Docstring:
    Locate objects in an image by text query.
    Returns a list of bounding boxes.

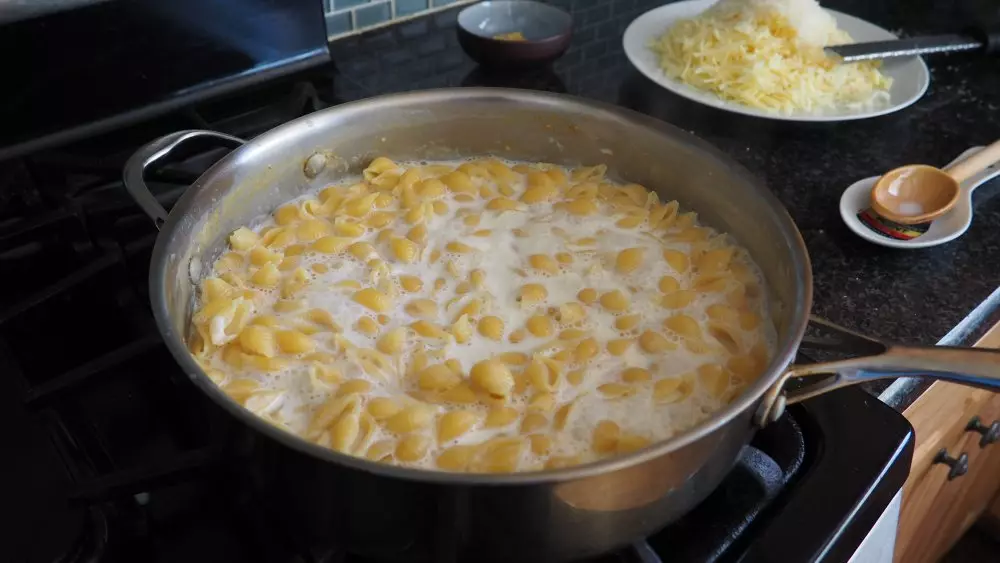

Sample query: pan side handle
[123,130,245,228]
[755,316,1000,426]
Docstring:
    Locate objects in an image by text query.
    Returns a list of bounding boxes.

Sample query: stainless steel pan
[123,88,1000,562]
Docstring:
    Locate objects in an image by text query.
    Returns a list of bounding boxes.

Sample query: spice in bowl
[493,31,527,41]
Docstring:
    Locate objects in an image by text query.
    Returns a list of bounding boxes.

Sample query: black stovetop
[3,66,914,562]
[14,0,993,559]
[0,0,329,160]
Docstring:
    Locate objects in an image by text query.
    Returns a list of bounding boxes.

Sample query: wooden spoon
[870,139,1000,225]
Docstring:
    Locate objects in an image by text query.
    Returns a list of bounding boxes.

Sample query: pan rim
[149,87,813,485]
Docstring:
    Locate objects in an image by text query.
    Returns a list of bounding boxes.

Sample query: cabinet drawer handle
[933,449,969,480]
[966,416,1000,448]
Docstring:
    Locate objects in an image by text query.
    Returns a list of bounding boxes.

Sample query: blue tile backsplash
[325,10,354,36]
[325,0,477,38]
[353,1,392,28]
[395,0,430,17]
[332,0,370,10]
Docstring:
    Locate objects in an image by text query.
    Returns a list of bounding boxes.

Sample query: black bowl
[457,1,573,68]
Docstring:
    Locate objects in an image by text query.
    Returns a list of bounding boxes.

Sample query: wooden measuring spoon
[870,139,1000,225]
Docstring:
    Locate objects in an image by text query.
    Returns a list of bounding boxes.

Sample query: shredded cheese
[650,0,892,115]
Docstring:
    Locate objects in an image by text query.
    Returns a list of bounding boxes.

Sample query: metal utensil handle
[755,317,1000,426]
[123,130,245,228]
[826,34,983,63]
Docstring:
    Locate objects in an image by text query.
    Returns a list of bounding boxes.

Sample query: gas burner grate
[3,76,337,563]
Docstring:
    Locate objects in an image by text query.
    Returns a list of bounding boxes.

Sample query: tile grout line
[327,0,477,41]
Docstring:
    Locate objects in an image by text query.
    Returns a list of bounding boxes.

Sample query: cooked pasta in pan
[189,157,774,472]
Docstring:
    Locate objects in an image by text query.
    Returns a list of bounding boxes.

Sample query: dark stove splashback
[0,0,330,161]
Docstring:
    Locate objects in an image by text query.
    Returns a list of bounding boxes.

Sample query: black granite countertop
[329,0,1000,411]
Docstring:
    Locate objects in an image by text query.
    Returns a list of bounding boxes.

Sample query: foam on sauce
[193,158,775,471]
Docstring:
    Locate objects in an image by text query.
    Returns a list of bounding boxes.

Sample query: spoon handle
[945,138,1000,184]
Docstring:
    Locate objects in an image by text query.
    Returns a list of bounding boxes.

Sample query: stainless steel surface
[827,34,982,62]
[123,88,1000,561]
[757,315,1000,424]
[126,88,810,561]
[0,0,111,24]
[847,490,901,563]
[123,130,245,227]
[879,286,1000,410]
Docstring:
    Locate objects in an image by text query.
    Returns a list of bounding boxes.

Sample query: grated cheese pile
[650,0,893,115]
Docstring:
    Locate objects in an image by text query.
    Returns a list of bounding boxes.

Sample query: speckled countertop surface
[330,0,1000,411]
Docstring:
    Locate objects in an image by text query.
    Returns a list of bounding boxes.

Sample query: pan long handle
[755,316,1000,426]
[123,130,245,229]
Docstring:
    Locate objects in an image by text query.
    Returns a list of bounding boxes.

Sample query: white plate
[839,147,1000,249]
[622,0,930,122]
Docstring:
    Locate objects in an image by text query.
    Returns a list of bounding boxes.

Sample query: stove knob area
[933,448,969,480]
[966,416,1000,448]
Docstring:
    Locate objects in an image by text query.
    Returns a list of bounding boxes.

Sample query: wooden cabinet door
[894,323,1000,563]
[896,394,1000,563]
[945,395,1000,548]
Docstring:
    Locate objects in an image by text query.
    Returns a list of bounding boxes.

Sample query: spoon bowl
[870,164,961,225]
[869,138,1000,227]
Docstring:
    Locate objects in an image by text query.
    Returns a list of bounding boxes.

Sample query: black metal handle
[122,130,245,229]
[933,448,969,480]
[967,26,1000,54]
[966,416,1000,448]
